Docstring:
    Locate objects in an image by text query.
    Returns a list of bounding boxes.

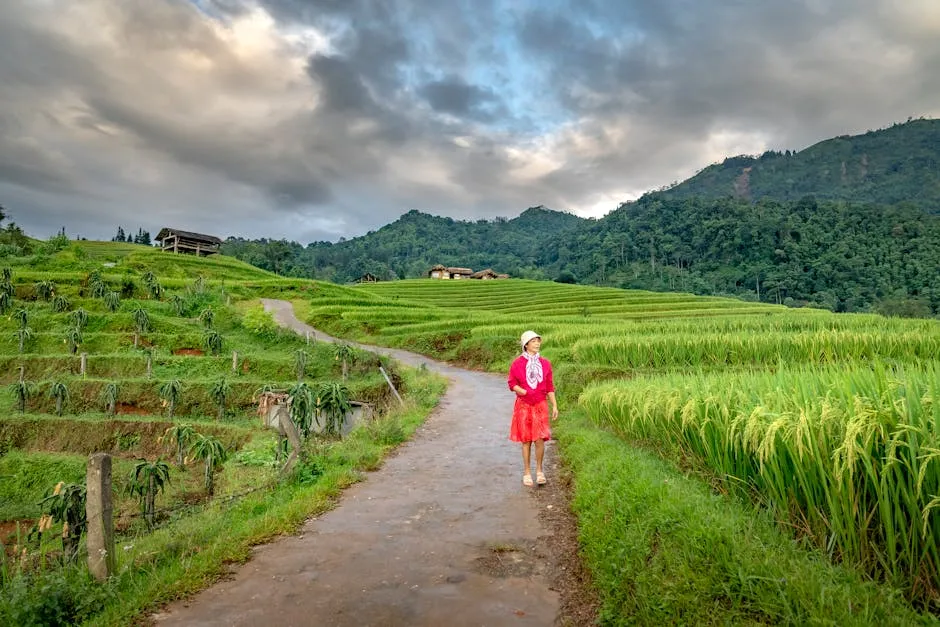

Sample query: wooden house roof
[156,228,223,246]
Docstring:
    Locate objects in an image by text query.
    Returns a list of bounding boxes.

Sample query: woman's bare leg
[534,439,545,475]
[521,442,532,476]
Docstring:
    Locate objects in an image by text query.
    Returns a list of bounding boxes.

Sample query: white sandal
[522,474,533,487]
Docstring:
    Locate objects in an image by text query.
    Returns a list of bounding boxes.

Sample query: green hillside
[222,206,586,283]
[661,118,940,211]
[0,241,444,625]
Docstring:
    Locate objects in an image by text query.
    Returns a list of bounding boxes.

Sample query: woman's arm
[547,391,558,419]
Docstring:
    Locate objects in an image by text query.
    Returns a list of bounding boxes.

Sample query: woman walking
[508,330,558,486]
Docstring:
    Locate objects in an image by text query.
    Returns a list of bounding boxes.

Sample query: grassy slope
[0,244,448,625]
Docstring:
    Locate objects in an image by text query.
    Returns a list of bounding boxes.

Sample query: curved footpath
[153,299,562,626]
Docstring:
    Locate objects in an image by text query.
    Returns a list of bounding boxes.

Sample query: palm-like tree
[316,381,351,437]
[102,382,120,415]
[333,343,355,380]
[161,423,195,468]
[65,325,83,354]
[132,306,150,347]
[199,307,214,329]
[158,379,183,418]
[209,377,231,421]
[170,294,186,316]
[14,326,32,354]
[203,330,223,355]
[37,482,86,562]
[34,280,55,301]
[48,381,70,416]
[104,290,121,313]
[10,380,34,413]
[294,349,308,382]
[126,459,171,529]
[188,434,227,495]
[70,307,88,330]
[52,294,71,313]
[13,306,28,328]
[289,382,315,438]
[0,290,10,314]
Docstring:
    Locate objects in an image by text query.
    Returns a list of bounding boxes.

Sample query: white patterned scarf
[523,352,543,389]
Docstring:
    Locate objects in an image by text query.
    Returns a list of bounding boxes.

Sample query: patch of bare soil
[531,452,601,627]
[172,348,204,356]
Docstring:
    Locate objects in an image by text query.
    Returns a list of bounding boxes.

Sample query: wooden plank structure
[156,228,223,257]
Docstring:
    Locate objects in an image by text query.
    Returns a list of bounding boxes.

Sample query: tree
[203,330,223,355]
[10,380,34,413]
[315,381,351,437]
[159,379,183,418]
[333,343,354,381]
[36,482,86,562]
[14,325,32,354]
[34,280,55,301]
[52,294,71,312]
[209,377,231,421]
[113,226,126,242]
[102,382,120,415]
[65,325,83,354]
[70,307,89,330]
[104,290,121,312]
[133,306,150,347]
[48,381,70,415]
[126,459,170,529]
[294,349,308,381]
[161,423,195,468]
[199,307,214,329]
[188,434,228,495]
[289,382,315,438]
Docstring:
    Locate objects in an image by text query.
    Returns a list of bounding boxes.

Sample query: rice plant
[580,363,940,602]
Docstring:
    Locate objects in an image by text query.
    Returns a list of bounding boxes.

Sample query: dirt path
[153,300,573,626]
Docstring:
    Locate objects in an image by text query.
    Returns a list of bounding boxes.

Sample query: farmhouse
[428,264,509,280]
[471,268,498,280]
[156,228,223,257]
[358,273,378,283]
[428,265,473,279]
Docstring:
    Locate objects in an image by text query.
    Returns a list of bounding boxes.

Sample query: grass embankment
[0,246,448,625]
[300,278,940,622]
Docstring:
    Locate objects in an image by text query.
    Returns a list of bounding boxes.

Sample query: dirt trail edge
[153,299,566,626]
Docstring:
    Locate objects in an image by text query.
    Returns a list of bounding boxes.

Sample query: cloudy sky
[2,0,939,243]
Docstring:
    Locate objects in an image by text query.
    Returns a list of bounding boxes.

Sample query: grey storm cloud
[1,0,939,243]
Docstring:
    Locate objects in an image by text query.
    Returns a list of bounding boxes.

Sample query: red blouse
[507,354,555,406]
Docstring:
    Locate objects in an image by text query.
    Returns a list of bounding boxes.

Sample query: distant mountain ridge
[222,119,940,315]
[659,118,940,212]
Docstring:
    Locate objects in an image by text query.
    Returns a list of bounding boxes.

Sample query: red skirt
[509,398,551,443]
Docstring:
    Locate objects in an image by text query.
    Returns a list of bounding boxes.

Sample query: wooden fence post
[379,366,404,406]
[86,453,114,582]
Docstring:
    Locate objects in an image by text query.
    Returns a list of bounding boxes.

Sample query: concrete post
[86,453,114,582]
[146,355,152,379]
[232,351,238,374]
[80,353,87,377]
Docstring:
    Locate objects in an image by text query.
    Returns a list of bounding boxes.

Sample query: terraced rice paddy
[303,278,940,608]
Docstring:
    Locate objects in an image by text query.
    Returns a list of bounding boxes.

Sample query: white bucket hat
[520,330,541,350]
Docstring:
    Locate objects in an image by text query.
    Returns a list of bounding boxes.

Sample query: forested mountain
[221,120,940,316]
[221,207,586,283]
[661,118,940,212]
[538,194,939,314]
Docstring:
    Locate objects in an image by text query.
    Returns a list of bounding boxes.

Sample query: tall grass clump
[581,363,940,606]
